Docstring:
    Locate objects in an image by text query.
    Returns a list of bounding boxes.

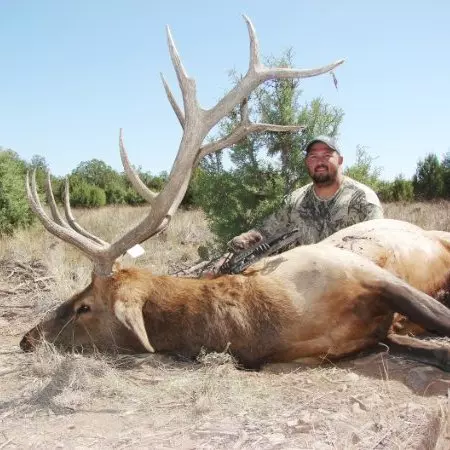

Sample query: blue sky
[1,0,449,180]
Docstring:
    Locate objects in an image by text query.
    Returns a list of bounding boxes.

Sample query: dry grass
[1,203,450,449]
[383,200,450,231]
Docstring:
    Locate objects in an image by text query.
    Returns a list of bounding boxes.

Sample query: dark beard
[311,171,336,185]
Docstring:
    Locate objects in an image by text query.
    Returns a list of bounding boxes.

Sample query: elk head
[21,269,153,354]
[20,16,344,354]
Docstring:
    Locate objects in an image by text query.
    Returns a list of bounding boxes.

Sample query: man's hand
[228,230,264,251]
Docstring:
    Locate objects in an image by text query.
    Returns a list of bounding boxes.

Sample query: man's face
[305,142,343,185]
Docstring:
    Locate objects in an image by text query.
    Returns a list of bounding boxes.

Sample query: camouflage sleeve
[257,186,311,240]
[347,191,384,224]
[364,202,384,220]
[257,205,293,238]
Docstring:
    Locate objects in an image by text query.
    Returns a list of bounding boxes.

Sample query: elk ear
[114,300,155,353]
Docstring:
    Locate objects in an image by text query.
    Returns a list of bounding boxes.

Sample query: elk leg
[366,277,450,335]
[267,335,380,365]
[384,333,450,372]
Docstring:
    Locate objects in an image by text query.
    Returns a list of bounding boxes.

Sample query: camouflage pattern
[258,176,383,246]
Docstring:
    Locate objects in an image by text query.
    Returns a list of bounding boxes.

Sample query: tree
[441,151,450,198]
[377,175,414,203]
[192,164,285,242]
[0,149,34,234]
[29,154,48,171]
[391,175,414,202]
[66,175,107,208]
[344,145,383,191]
[412,153,444,200]
[376,181,394,203]
[192,51,344,245]
[28,154,49,189]
[72,159,127,204]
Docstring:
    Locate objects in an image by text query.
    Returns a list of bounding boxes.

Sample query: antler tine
[119,129,158,205]
[198,96,306,160]
[43,172,107,246]
[198,124,305,160]
[243,15,261,71]
[161,73,185,128]
[166,26,197,104]
[62,178,108,246]
[44,171,66,226]
[26,171,112,272]
[261,59,345,81]
[206,17,344,128]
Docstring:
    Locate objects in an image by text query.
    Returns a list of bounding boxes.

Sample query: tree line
[0,150,174,235]
[1,51,449,241]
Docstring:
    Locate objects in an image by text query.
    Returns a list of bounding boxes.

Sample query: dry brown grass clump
[384,200,450,231]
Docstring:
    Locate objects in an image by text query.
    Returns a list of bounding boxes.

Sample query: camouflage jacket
[258,176,383,246]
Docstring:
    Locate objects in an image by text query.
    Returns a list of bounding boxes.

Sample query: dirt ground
[1,257,450,449]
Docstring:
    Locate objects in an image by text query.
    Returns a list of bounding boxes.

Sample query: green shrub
[378,176,414,203]
[0,149,34,234]
[391,175,414,202]
[72,159,127,205]
[68,178,107,208]
[191,166,285,246]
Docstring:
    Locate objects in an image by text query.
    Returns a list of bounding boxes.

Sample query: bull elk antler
[26,16,344,277]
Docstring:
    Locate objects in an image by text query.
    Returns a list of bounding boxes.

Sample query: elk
[21,17,450,371]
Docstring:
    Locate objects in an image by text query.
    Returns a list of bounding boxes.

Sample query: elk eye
[76,305,91,315]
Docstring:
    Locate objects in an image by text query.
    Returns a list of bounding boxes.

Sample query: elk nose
[20,331,36,352]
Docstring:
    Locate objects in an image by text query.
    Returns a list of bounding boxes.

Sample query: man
[229,135,384,251]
